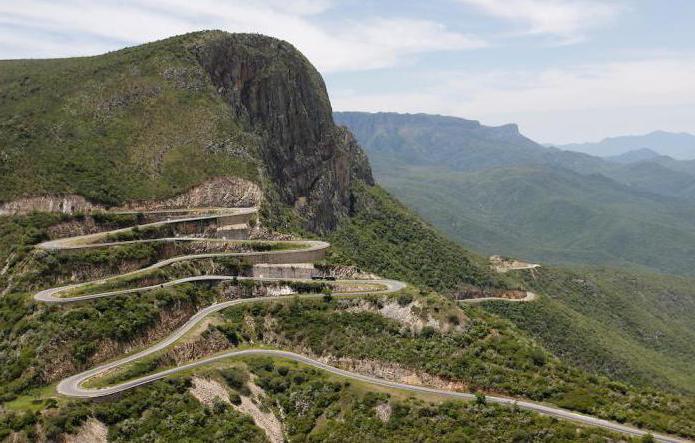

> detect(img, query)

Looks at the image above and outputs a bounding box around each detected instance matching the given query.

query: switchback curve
[32,207,686,443]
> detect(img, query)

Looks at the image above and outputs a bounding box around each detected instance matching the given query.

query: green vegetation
[0,32,259,206]
[336,111,695,277]
[377,164,695,276]
[215,295,695,437]
[2,33,694,442]
[483,266,695,393]
[0,211,140,266]
[13,240,303,296]
[2,192,693,440]
[0,212,63,255]
[0,211,143,290]
[0,360,631,442]
[4,198,693,439]
[246,358,626,442]
[0,284,218,401]
[0,213,66,267]
[329,184,508,292]
[20,243,160,289]
[0,378,266,442]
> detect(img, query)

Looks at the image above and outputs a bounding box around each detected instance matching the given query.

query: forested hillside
[0,33,693,442]
[336,111,695,276]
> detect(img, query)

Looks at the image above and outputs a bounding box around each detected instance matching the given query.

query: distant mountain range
[556,131,695,160]
[335,111,695,276]
[2,34,695,436]
[605,148,662,164]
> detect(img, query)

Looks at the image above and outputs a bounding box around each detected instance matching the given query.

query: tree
[322,286,333,303]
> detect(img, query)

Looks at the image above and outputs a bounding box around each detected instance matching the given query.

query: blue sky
[1,0,694,143]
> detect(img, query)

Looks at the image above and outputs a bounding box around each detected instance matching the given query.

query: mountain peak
[495,123,520,136]
[605,148,663,164]
[0,31,374,232]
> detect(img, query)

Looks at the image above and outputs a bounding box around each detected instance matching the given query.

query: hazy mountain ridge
[557,130,695,160]
[605,148,663,164]
[336,112,695,188]
[336,111,695,275]
[335,111,607,174]
[1,34,694,442]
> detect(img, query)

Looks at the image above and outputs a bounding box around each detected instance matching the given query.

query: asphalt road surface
[34,207,688,443]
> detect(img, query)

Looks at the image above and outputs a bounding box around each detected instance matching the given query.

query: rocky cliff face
[193,32,374,232]
[0,31,373,234]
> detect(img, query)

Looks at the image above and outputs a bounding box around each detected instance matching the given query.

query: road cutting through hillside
[33,207,687,443]
[459,291,537,303]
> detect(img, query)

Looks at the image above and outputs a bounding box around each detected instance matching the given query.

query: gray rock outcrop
[193,32,374,232]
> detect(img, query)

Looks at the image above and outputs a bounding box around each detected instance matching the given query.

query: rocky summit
[1,30,694,443]
[194,33,373,231]
[0,31,373,232]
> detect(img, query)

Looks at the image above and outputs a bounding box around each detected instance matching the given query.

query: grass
[212,294,695,438]
[0,32,260,207]
[2,385,60,413]
[336,111,695,278]
[483,266,695,393]
[329,184,511,293]
[1,357,633,442]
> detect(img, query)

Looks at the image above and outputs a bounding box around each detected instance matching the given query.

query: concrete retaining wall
[239,247,327,265]
[214,225,249,240]
[252,264,317,279]
[216,213,254,225]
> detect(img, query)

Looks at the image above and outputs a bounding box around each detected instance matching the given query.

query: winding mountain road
[459,291,537,304]
[33,207,688,443]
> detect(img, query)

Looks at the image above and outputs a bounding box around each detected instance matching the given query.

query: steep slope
[0,31,372,232]
[335,111,606,174]
[336,111,695,276]
[328,184,504,292]
[1,33,694,442]
[336,112,695,398]
[194,35,374,232]
[0,32,502,400]
[486,266,695,393]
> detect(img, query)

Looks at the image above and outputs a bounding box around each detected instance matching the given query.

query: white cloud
[458,0,623,42]
[0,0,484,72]
[456,59,695,114]
[314,18,486,71]
[332,56,695,142]
[259,0,334,15]
[2,1,686,143]
[334,58,695,113]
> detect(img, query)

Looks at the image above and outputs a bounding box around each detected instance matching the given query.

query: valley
[335,111,695,276]
[0,30,693,443]
[23,204,687,442]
